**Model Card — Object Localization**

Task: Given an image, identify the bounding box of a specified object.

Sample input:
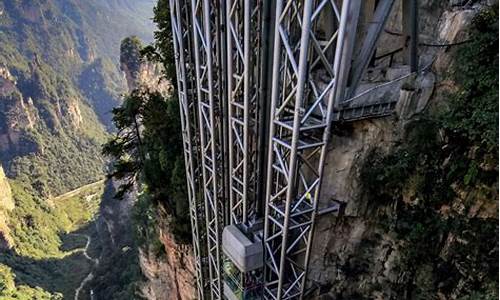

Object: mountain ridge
[0,1,156,298]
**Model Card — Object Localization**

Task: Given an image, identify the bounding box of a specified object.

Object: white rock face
[0,165,13,250]
[0,166,13,211]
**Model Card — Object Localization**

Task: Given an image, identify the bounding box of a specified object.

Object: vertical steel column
[256,0,274,218]
[347,0,396,99]
[403,0,419,71]
[408,0,419,72]
[332,1,362,108]
[190,0,224,298]
[226,0,263,225]
[169,0,205,298]
[300,2,361,297]
[263,1,360,299]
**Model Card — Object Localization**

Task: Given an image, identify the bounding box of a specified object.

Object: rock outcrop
[307,1,498,299]
[139,220,197,300]
[119,36,196,300]
[0,165,13,250]
[0,166,13,211]
[0,66,38,156]
[120,37,170,94]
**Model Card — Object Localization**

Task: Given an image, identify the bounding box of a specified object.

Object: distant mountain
[0,0,157,298]
[0,0,156,193]
[93,0,156,43]
[0,0,155,129]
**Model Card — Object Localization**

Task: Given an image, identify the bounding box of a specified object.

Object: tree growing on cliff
[103,36,190,242]
[102,89,146,200]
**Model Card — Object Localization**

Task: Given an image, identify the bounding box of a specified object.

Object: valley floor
[0,181,105,299]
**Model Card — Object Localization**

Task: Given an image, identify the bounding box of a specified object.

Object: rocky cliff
[0,166,13,211]
[0,165,13,250]
[139,213,197,300]
[120,36,171,94]
[308,1,498,299]
[0,1,158,298]
[118,36,196,300]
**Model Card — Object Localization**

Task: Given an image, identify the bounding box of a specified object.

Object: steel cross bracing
[169,0,206,298]
[262,1,361,299]
[226,0,263,225]
[190,0,226,298]
[168,0,414,299]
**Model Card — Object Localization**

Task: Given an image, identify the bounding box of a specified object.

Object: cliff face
[120,37,171,94]
[0,165,13,211]
[139,217,197,300]
[0,2,158,298]
[0,165,13,250]
[0,0,116,196]
[308,1,498,299]
[0,66,38,157]
[119,38,196,300]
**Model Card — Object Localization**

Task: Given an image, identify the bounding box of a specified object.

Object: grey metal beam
[256,0,274,219]
[190,0,225,298]
[332,1,362,108]
[169,0,206,298]
[262,1,359,299]
[347,0,396,99]
[226,0,264,226]
[403,0,419,72]
[168,1,406,299]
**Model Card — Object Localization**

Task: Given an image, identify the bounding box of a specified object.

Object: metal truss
[347,0,396,99]
[226,0,263,225]
[169,0,205,298]
[190,0,226,298]
[262,1,361,299]
[169,0,408,299]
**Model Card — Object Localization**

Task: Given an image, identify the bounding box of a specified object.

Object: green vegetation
[0,180,105,298]
[0,44,108,197]
[132,192,167,257]
[86,183,145,300]
[150,0,176,81]
[121,36,145,78]
[0,264,62,300]
[442,6,498,152]
[78,57,124,129]
[0,0,157,298]
[361,6,498,299]
[104,33,190,243]
[88,242,144,300]
[6,180,104,258]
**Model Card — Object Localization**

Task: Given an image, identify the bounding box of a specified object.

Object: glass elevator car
[222,224,264,300]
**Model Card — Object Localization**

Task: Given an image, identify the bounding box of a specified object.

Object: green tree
[151,0,176,81]
[102,89,147,200]
[104,33,190,241]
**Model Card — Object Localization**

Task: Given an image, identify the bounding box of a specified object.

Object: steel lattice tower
[169,0,206,298]
[168,0,417,299]
[190,0,226,298]
[226,0,263,225]
[263,1,352,298]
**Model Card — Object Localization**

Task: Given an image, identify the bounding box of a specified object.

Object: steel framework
[226,0,263,225]
[169,0,417,299]
[169,0,205,298]
[262,1,361,299]
[190,0,226,298]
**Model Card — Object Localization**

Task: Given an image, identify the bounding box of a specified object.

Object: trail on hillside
[52,180,105,202]
[73,232,100,300]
